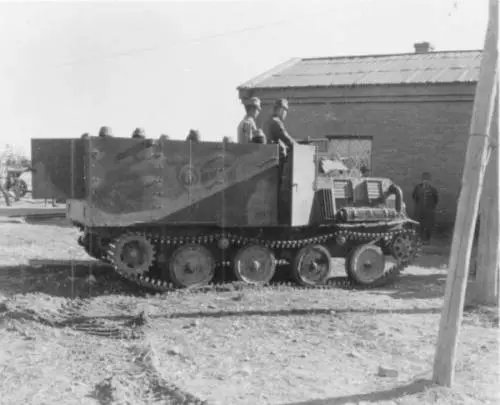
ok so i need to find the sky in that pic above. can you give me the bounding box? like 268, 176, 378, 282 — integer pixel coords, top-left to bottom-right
0, 0, 489, 157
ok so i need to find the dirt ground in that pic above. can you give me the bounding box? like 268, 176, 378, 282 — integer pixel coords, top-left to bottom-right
0, 218, 498, 405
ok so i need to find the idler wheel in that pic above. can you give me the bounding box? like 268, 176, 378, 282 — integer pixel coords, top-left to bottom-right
390, 232, 419, 263
233, 244, 276, 285
292, 244, 332, 286
346, 244, 386, 285
168, 244, 216, 288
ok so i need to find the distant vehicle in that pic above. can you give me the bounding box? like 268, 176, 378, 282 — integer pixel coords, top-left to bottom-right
18, 170, 32, 197
5, 167, 31, 198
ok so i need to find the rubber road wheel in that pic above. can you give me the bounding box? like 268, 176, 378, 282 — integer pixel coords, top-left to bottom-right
346, 244, 386, 286
292, 244, 332, 286
233, 244, 277, 285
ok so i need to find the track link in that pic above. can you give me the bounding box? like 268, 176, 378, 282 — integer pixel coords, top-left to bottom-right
94, 224, 422, 294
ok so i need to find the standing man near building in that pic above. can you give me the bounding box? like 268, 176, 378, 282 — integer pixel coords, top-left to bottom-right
237, 97, 261, 144
412, 172, 439, 244
265, 98, 297, 157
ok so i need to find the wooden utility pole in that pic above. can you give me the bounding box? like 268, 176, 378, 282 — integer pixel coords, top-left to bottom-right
432, 0, 498, 387
475, 87, 499, 306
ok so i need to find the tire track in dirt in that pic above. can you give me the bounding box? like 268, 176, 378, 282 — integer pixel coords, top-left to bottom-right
1, 296, 211, 405
87, 341, 211, 405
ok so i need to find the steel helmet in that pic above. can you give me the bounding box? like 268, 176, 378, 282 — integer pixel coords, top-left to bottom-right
98, 126, 113, 137
132, 127, 146, 139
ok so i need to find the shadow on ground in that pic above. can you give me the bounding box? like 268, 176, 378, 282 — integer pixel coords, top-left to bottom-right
0, 260, 149, 299
22, 216, 72, 228
413, 252, 449, 269
281, 379, 434, 405
386, 273, 447, 300
56, 305, 443, 328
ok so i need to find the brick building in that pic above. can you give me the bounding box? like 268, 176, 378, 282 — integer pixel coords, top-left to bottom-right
237, 42, 481, 227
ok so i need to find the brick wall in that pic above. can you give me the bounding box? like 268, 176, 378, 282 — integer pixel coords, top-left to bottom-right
245, 86, 475, 226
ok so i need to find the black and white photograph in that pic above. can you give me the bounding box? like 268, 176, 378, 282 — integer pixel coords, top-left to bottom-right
0, 1, 498, 404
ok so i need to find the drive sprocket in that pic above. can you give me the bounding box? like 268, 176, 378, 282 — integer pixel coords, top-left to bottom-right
107, 232, 155, 277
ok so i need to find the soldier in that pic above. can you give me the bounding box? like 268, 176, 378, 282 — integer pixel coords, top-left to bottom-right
132, 127, 146, 139
360, 165, 370, 177
237, 97, 261, 144
80, 133, 90, 139
265, 98, 297, 157
412, 172, 439, 244
186, 129, 201, 142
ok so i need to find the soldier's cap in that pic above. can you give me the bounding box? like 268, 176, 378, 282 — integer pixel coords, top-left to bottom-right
244, 97, 262, 110
274, 98, 289, 110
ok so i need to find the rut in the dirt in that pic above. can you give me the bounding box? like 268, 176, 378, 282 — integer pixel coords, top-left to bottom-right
89, 342, 210, 405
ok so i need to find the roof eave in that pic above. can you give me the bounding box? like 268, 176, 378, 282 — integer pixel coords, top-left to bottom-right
240, 81, 478, 91
237, 57, 303, 91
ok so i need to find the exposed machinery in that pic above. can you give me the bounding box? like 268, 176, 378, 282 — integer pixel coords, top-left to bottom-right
31, 136, 421, 291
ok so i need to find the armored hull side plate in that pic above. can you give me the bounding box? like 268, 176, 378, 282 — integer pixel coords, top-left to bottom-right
83, 138, 280, 227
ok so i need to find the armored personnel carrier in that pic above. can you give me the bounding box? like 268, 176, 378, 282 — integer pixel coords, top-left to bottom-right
30, 136, 421, 291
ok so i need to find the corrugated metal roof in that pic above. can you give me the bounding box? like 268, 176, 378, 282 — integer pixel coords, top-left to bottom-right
238, 50, 482, 89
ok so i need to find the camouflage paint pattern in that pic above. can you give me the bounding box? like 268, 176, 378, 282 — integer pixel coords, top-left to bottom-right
32, 137, 281, 227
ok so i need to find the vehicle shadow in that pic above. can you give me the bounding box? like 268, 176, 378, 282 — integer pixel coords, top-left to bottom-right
280, 378, 433, 405
53, 304, 443, 329
412, 253, 449, 269
0, 260, 150, 299
22, 216, 72, 228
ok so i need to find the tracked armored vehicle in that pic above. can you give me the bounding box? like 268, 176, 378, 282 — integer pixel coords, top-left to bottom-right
31, 136, 421, 291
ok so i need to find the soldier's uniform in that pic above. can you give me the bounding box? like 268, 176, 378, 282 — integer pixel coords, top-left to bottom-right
265, 98, 297, 157
251, 129, 267, 144
237, 97, 261, 144
412, 173, 439, 243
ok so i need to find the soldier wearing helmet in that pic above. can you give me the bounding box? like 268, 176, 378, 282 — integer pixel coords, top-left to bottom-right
265, 98, 297, 156
237, 97, 262, 144
132, 127, 146, 139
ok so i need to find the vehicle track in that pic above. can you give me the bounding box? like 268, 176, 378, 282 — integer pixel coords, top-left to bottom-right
102, 224, 422, 293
